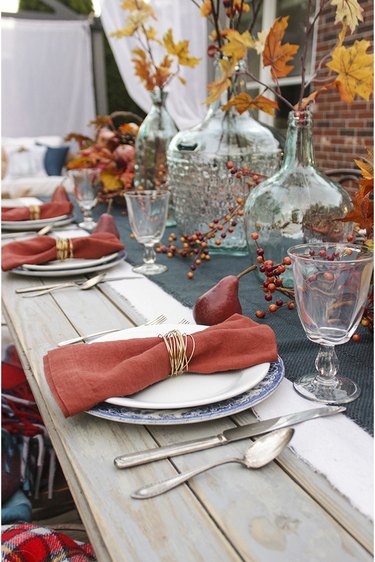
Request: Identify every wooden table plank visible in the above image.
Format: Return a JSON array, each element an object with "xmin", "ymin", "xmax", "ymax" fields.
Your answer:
[{"xmin": 2, "ymin": 271, "xmax": 372, "ymax": 561}]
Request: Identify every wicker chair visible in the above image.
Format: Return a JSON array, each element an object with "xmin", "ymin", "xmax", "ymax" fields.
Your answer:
[{"xmin": 325, "ymin": 168, "xmax": 361, "ymax": 187}]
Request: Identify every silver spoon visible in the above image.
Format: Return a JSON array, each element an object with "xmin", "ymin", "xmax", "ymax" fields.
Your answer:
[
  {"xmin": 131, "ymin": 427, "xmax": 294, "ymax": 499},
  {"xmin": 22, "ymin": 273, "xmax": 105, "ymax": 297}
]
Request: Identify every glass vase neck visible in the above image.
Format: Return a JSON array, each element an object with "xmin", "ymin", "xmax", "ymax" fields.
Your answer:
[
  {"xmin": 281, "ymin": 110, "xmax": 316, "ymax": 169},
  {"xmin": 150, "ymin": 89, "xmax": 168, "ymax": 106}
]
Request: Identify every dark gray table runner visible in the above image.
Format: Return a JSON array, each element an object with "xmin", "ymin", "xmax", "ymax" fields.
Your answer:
[{"xmin": 89, "ymin": 203, "xmax": 373, "ymax": 434}]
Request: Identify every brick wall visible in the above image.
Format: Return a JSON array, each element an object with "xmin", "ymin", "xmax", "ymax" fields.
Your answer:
[{"xmin": 312, "ymin": 0, "xmax": 373, "ymax": 173}]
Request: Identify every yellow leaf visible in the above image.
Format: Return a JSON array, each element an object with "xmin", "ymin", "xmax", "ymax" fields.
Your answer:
[
  {"xmin": 330, "ymin": 0, "xmax": 363, "ymax": 33},
  {"xmin": 263, "ymin": 17, "xmax": 299, "ymax": 80},
  {"xmin": 200, "ymin": 0, "xmax": 212, "ymax": 17},
  {"xmin": 100, "ymin": 171, "xmax": 123, "ymax": 191},
  {"xmin": 221, "ymin": 30, "xmax": 254, "ymax": 61},
  {"xmin": 354, "ymin": 158, "xmax": 373, "ymax": 180},
  {"xmin": 163, "ymin": 29, "xmax": 200, "ymax": 67},
  {"xmin": 251, "ymin": 30, "xmax": 268, "ymax": 55},
  {"xmin": 112, "ymin": 11, "xmax": 150, "ymax": 37},
  {"xmin": 121, "ymin": 0, "xmax": 156, "ymax": 18},
  {"xmin": 326, "ymin": 40, "xmax": 374, "ymax": 103},
  {"xmin": 145, "ymin": 27, "xmax": 161, "ymax": 44},
  {"xmin": 206, "ymin": 59, "xmax": 236, "ymax": 105},
  {"xmin": 178, "ymin": 75, "xmax": 187, "ymax": 85},
  {"xmin": 222, "ymin": 92, "xmax": 278, "ymax": 115}
]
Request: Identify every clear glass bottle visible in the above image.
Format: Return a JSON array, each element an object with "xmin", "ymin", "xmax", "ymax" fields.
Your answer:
[
  {"xmin": 244, "ymin": 109, "xmax": 353, "ymax": 285},
  {"xmin": 167, "ymin": 60, "xmax": 281, "ymax": 255},
  {"xmin": 134, "ymin": 89, "xmax": 178, "ymax": 191}
]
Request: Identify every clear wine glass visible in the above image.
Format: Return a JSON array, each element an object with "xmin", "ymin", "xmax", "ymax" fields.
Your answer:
[
  {"xmin": 69, "ymin": 169, "xmax": 100, "ymax": 231},
  {"xmin": 124, "ymin": 190, "xmax": 170, "ymax": 275},
  {"xmin": 288, "ymin": 243, "xmax": 373, "ymax": 404}
]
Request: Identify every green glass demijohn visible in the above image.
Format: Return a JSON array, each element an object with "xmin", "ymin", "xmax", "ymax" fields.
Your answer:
[
  {"xmin": 167, "ymin": 59, "xmax": 281, "ymax": 255},
  {"xmin": 244, "ymin": 109, "xmax": 353, "ymax": 285}
]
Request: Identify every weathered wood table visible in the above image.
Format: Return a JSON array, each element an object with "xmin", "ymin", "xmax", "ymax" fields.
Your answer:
[{"xmin": 2, "ymin": 253, "xmax": 373, "ymax": 561}]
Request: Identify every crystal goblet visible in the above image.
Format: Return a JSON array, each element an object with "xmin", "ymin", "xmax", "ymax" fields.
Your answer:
[
  {"xmin": 69, "ymin": 169, "xmax": 100, "ymax": 231},
  {"xmin": 124, "ymin": 190, "xmax": 170, "ymax": 275},
  {"xmin": 288, "ymin": 243, "xmax": 373, "ymax": 404}
]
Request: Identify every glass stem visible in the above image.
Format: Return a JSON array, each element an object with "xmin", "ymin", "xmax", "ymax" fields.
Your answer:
[
  {"xmin": 83, "ymin": 209, "xmax": 93, "ymax": 222},
  {"xmin": 315, "ymin": 345, "xmax": 339, "ymax": 386},
  {"xmin": 143, "ymin": 245, "xmax": 156, "ymax": 265}
]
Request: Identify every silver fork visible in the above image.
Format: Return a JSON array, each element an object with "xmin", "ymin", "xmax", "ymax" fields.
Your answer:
[
  {"xmin": 21, "ymin": 273, "xmax": 105, "ymax": 298},
  {"xmin": 56, "ymin": 314, "xmax": 167, "ymax": 347}
]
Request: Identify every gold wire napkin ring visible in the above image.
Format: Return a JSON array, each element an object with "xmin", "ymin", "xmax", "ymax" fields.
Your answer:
[
  {"xmin": 29, "ymin": 205, "xmax": 41, "ymax": 220},
  {"xmin": 160, "ymin": 330, "xmax": 196, "ymax": 377},
  {"xmin": 55, "ymin": 238, "xmax": 74, "ymax": 260}
]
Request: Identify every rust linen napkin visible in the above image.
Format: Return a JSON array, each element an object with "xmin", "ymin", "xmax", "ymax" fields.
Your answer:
[
  {"xmin": 2, "ymin": 232, "xmax": 125, "ymax": 271},
  {"xmin": 44, "ymin": 314, "xmax": 278, "ymax": 417},
  {"xmin": 1, "ymin": 201, "xmax": 73, "ymax": 222}
]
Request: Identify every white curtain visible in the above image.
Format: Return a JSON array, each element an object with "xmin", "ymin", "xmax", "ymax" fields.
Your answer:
[
  {"xmin": 100, "ymin": 0, "xmax": 208, "ymax": 130},
  {"xmin": 1, "ymin": 18, "xmax": 96, "ymax": 138}
]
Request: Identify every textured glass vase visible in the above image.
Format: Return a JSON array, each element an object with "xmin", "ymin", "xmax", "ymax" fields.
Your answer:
[
  {"xmin": 134, "ymin": 89, "xmax": 178, "ymax": 191},
  {"xmin": 167, "ymin": 60, "xmax": 281, "ymax": 255},
  {"xmin": 244, "ymin": 109, "xmax": 353, "ymax": 285}
]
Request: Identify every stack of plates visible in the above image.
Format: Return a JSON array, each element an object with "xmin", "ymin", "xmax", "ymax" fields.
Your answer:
[
  {"xmin": 11, "ymin": 250, "xmax": 127, "ymax": 277},
  {"xmin": 86, "ymin": 324, "xmax": 284, "ymax": 425},
  {"xmin": 2, "ymin": 214, "xmax": 74, "ymax": 232}
]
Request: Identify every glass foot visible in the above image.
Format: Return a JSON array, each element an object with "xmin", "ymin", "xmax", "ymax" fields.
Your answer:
[
  {"xmin": 132, "ymin": 263, "xmax": 167, "ymax": 276},
  {"xmin": 293, "ymin": 373, "xmax": 360, "ymax": 404},
  {"xmin": 79, "ymin": 219, "xmax": 97, "ymax": 232}
]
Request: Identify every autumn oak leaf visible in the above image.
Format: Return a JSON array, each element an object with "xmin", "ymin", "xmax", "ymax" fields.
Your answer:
[
  {"xmin": 263, "ymin": 16, "xmax": 299, "ymax": 80},
  {"xmin": 121, "ymin": 0, "xmax": 156, "ymax": 18},
  {"xmin": 200, "ymin": 0, "xmax": 212, "ymax": 17},
  {"xmin": 131, "ymin": 48, "xmax": 155, "ymax": 91},
  {"xmin": 331, "ymin": 0, "xmax": 364, "ymax": 33},
  {"xmin": 163, "ymin": 29, "xmax": 200, "ymax": 67},
  {"xmin": 327, "ymin": 40, "xmax": 374, "ymax": 103},
  {"xmin": 221, "ymin": 30, "xmax": 254, "ymax": 61},
  {"xmin": 206, "ymin": 59, "xmax": 237, "ymax": 105},
  {"xmin": 222, "ymin": 93, "xmax": 278, "ymax": 116}
]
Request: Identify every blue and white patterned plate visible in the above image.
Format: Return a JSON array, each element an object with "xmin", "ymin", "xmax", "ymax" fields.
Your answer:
[{"xmin": 86, "ymin": 356, "xmax": 284, "ymax": 425}]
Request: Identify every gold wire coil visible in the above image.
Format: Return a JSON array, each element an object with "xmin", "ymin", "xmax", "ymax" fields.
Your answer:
[
  {"xmin": 161, "ymin": 329, "xmax": 196, "ymax": 377},
  {"xmin": 29, "ymin": 206, "xmax": 41, "ymax": 220},
  {"xmin": 55, "ymin": 238, "xmax": 74, "ymax": 261}
]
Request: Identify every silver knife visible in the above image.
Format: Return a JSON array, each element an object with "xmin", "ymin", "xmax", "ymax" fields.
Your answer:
[
  {"xmin": 15, "ymin": 276, "xmax": 143, "ymax": 294},
  {"xmin": 114, "ymin": 405, "xmax": 345, "ymax": 469}
]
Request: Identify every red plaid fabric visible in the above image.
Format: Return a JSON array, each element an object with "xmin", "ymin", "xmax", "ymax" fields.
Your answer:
[{"xmin": 2, "ymin": 523, "xmax": 96, "ymax": 561}]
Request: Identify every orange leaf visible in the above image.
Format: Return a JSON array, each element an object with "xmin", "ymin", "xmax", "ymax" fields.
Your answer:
[
  {"xmin": 222, "ymin": 92, "xmax": 278, "ymax": 115},
  {"xmin": 131, "ymin": 49, "xmax": 155, "ymax": 91},
  {"xmin": 295, "ymin": 84, "xmax": 337, "ymax": 110},
  {"xmin": 263, "ymin": 17, "xmax": 299, "ymax": 80}
]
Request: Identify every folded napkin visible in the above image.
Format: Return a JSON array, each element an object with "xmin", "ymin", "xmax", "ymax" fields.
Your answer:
[
  {"xmin": 1, "ymin": 185, "xmax": 73, "ymax": 221},
  {"xmin": 2, "ymin": 232, "xmax": 125, "ymax": 271},
  {"xmin": 44, "ymin": 314, "xmax": 278, "ymax": 417},
  {"xmin": 1, "ymin": 201, "xmax": 74, "ymax": 222}
]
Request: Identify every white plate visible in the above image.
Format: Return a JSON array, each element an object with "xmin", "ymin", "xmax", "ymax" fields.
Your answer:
[
  {"xmin": 2, "ymin": 215, "xmax": 74, "ymax": 231},
  {"xmin": 92, "ymin": 324, "xmax": 270, "ymax": 409},
  {"xmin": 10, "ymin": 251, "xmax": 127, "ymax": 277},
  {"xmin": 86, "ymin": 357, "xmax": 284, "ymax": 425},
  {"xmin": 22, "ymin": 251, "xmax": 120, "ymax": 271}
]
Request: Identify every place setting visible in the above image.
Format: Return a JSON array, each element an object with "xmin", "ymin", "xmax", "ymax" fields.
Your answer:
[{"xmin": 1, "ymin": 184, "xmax": 129, "ymax": 278}]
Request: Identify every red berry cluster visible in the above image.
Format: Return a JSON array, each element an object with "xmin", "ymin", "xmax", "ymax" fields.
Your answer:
[
  {"xmin": 155, "ymin": 198, "xmax": 245, "ymax": 279},
  {"xmin": 250, "ymin": 232, "xmax": 295, "ymax": 318},
  {"xmin": 225, "ymin": 161, "xmax": 267, "ymax": 189}
]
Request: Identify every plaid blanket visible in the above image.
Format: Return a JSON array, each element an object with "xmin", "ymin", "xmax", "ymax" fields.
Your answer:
[{"xmin": 2, "ymin": 523, "xmax": 96, "ymax": 561}]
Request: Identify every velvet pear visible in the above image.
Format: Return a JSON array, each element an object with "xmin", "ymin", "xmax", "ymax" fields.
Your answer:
[
  {"xmin": 94, "ymin": 213, "xmax": 120, "ymax": 239},
  {"xmin": 193, "ymin": 265, "xmax": 256, "ymax": 326},
  {"xmin": 51, "ymin": 185, "xmax": 70, "ymax": 202}
]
